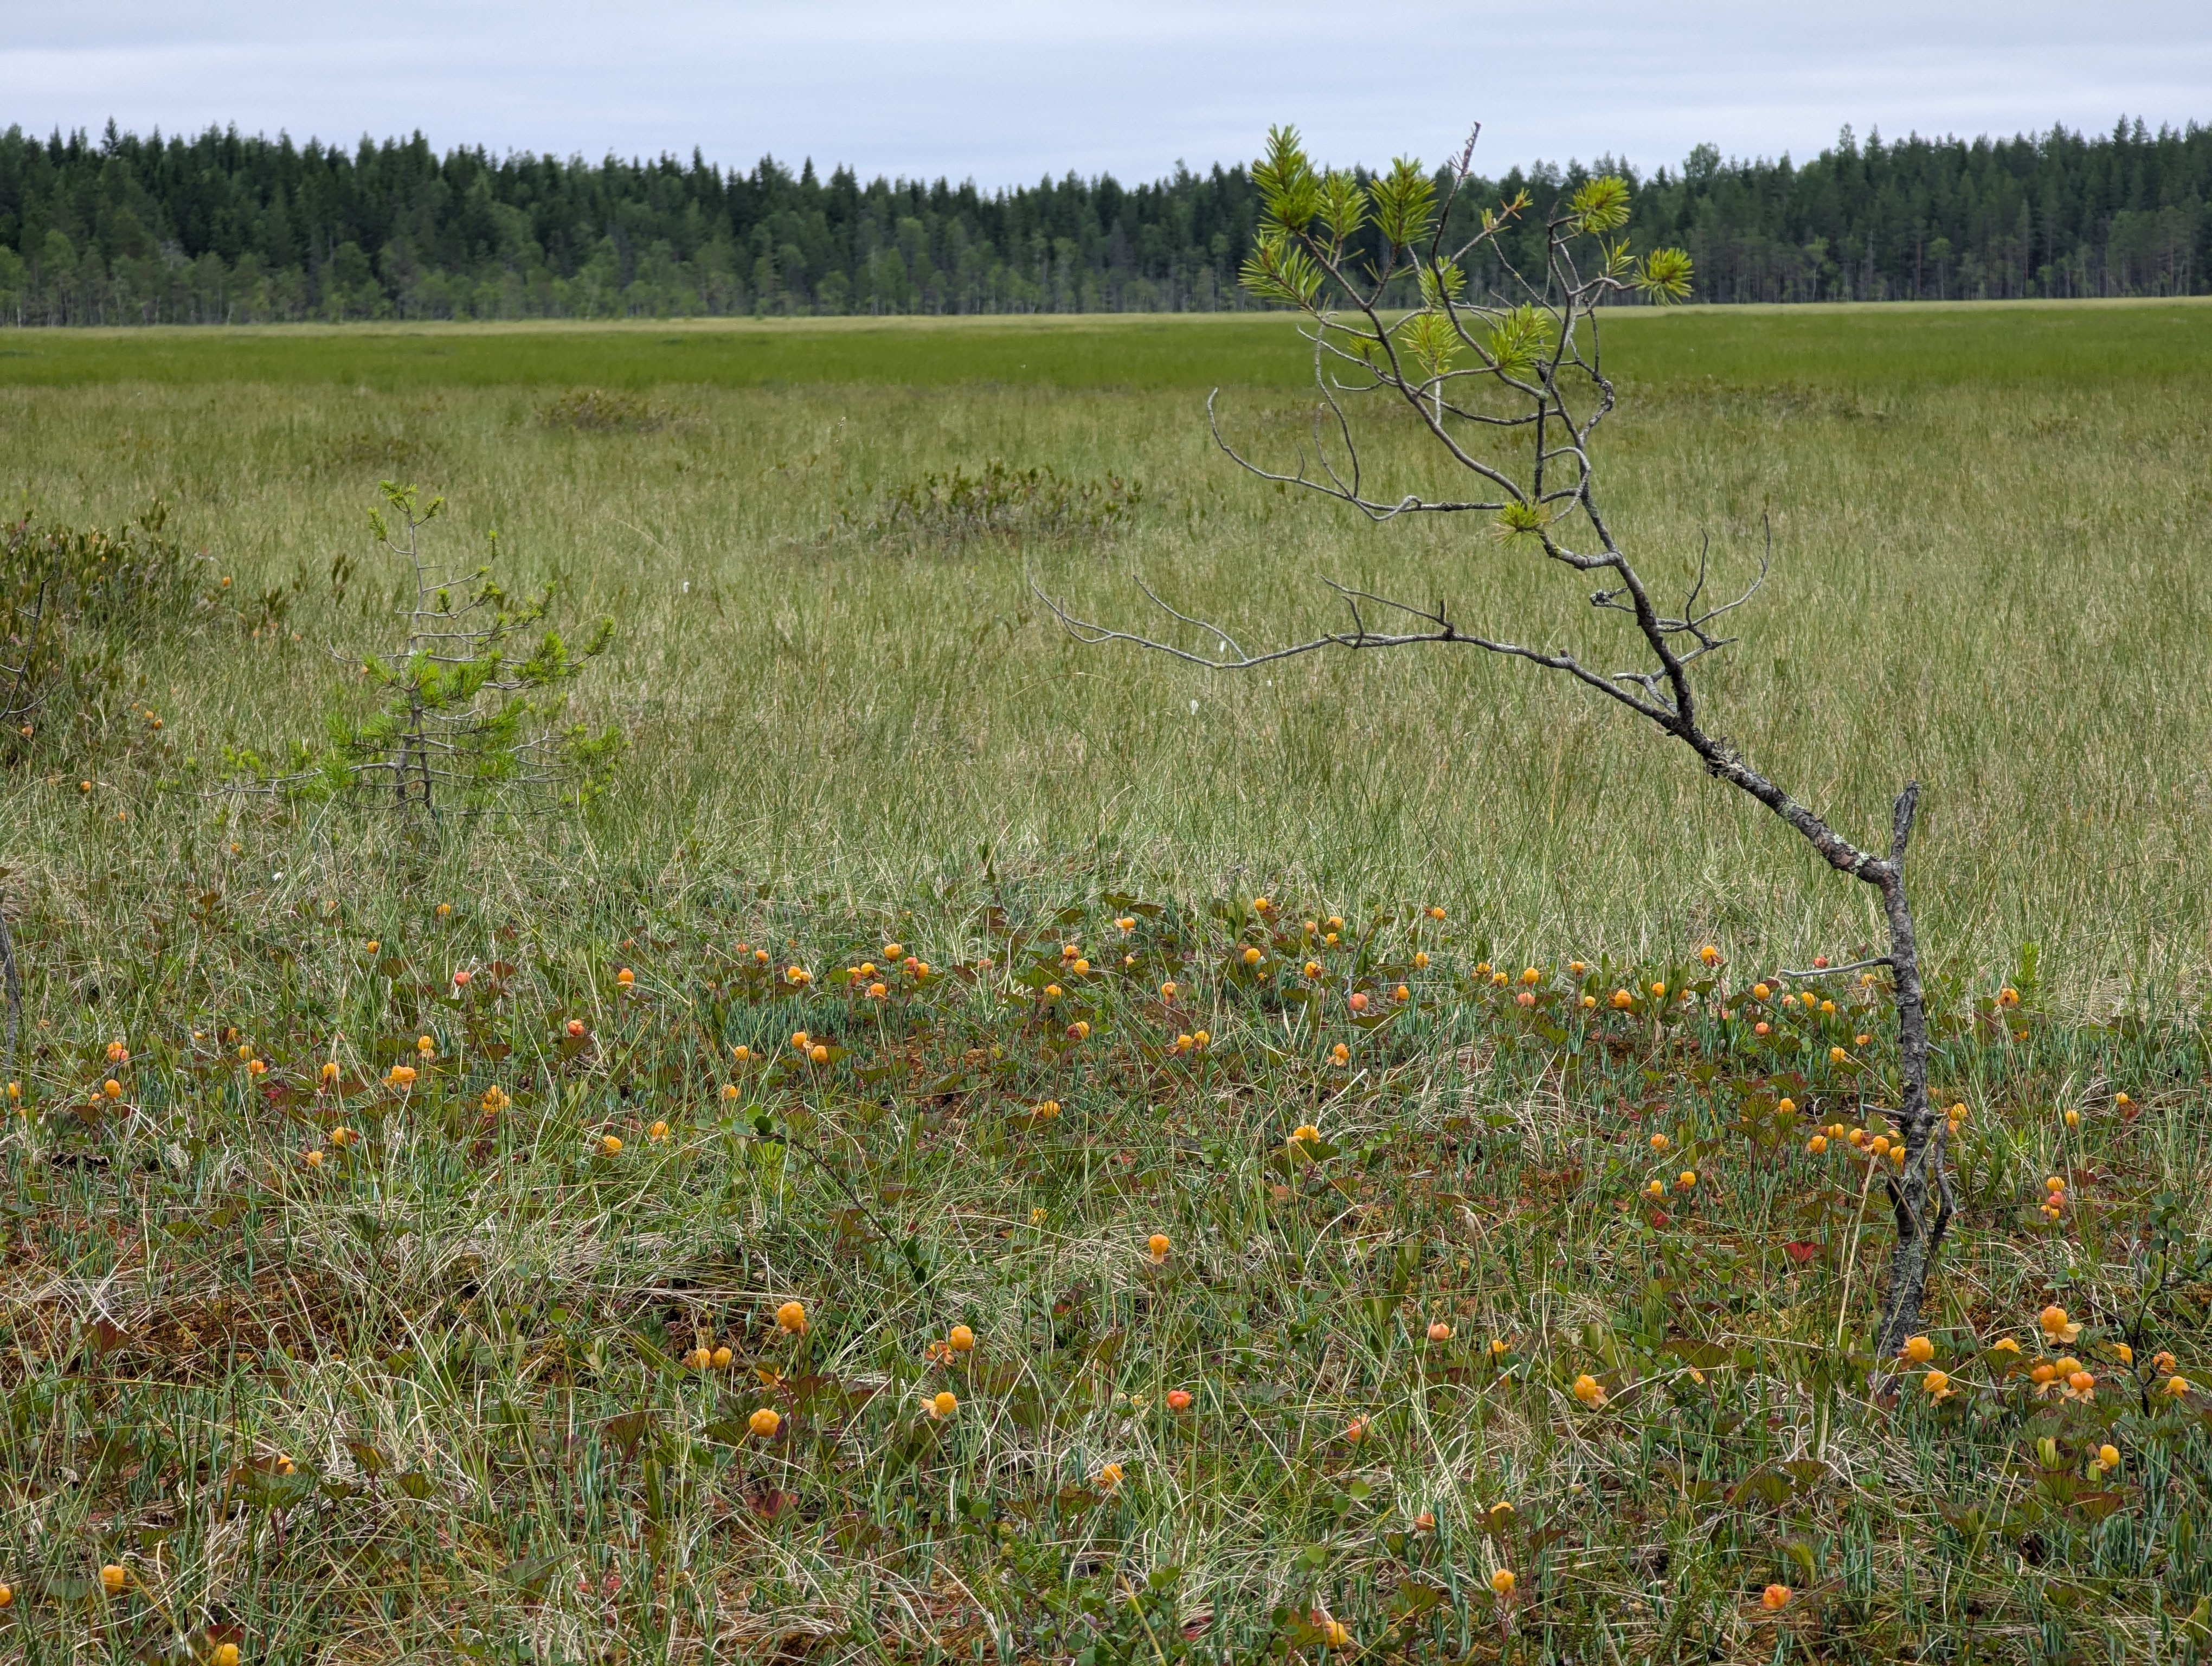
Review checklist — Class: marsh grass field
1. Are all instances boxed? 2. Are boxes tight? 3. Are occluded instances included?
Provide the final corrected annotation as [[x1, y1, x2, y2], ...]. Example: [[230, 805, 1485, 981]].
[[2, 302, 2212, 1662]]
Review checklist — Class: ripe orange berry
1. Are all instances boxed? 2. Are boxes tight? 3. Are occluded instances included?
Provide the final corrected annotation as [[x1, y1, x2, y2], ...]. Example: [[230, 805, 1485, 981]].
[[748, 1407, 781, 1438], [101, 1563, 126, 1595], [1490, 1568, 1515, 1597], [711, 1345, 732, 1368], [565, 1018, 586, 1037], [648, 1120, 670, 1140], [1146, 1233, 1170, 1262], [599, 1133, 622, 1156], [1242, 946, 1263, 966], [1348, 992, 1368, 1013], [809, 1043, 830, 1065], [1330, 1042, 1349, 1065], [1902, 1335, 1935, 1363], [948, 1324, 975, 1353], [1427, 1321, 1452, 1342], [776, 1300, 808, 1335], [1573, 1373, 1606, 1406], [929, 1390, 958, 1419], [1761, 1584, 1791, 1611], [1167, 1388, 1193, 1412]]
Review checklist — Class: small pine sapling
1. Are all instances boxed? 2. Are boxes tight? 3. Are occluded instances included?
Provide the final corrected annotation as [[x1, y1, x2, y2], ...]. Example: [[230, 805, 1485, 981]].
[[229, 483, 619, 816], [1038, 123, 1952, 1364]]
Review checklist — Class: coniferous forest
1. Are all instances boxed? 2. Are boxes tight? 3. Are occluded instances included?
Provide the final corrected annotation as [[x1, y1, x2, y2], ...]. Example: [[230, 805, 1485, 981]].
[[0, 116, 2204, 324]]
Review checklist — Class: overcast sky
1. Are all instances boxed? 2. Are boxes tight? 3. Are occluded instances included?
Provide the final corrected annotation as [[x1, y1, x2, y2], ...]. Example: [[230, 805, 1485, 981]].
[[4, 1, 2207, 187]]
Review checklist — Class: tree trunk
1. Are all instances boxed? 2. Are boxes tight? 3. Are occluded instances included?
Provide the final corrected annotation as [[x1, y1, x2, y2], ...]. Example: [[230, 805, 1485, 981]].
[[1870, 829, 1952, 1361]]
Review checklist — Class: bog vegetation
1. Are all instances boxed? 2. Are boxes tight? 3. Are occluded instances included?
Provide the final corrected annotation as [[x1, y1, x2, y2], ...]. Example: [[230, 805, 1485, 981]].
[[0, 298, 2209, 1661]]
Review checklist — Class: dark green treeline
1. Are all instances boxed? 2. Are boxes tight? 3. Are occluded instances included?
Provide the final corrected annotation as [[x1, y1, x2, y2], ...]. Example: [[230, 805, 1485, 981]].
[[0, 117, 2203, 325]]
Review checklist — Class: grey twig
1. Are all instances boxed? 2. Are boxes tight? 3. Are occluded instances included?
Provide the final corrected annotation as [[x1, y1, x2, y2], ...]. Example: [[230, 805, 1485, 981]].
[[0, 899, 20, 1080], [1778, 956, 1894, 980]]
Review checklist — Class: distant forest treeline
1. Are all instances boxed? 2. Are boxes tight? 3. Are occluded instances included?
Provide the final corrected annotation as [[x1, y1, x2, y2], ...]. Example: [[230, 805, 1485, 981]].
[[0, 117, 2205, 325]]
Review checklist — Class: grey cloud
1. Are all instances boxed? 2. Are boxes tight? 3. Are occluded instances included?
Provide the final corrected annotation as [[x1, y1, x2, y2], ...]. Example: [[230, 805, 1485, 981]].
[[1, 0, 2204, 184]]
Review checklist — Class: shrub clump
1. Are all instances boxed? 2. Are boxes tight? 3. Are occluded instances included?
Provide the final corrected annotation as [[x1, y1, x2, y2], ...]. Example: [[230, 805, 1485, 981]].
[[851, 459, 1144, 547], [537, 388, 668, 432], [0, 501, 219, 754]]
